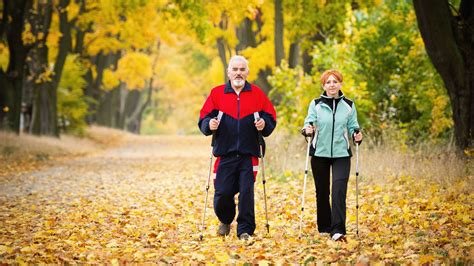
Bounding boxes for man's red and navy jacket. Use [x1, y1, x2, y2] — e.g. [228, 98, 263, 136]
[198, 81, 277, 157]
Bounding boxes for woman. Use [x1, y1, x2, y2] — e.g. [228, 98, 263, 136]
[302, 69, 363, 242]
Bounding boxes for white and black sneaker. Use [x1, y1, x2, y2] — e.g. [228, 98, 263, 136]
[239, 233, 251, 241]
[319, 232, 330, 237]
[331, 233, 347, 242]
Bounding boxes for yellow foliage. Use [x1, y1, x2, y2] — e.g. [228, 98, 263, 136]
[22, 23, 35, 45]
[209, 58, 225, 85]
[86, 36, 123, 56]
[116, 52, 152, 89]
[241, 40, 274, 81]
[35, 69, 54, 84]
[67, 1, 81, 22]
[0, 43, 8, 70]
[102, 68, 120, 91]
[429, 93, 453, 137]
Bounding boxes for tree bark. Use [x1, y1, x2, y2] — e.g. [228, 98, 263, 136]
[27, 0, 58, 136]
[216, 13, 229, 82]
[274, 0, 284, 66]
[29, 0, 71, 137]
[413, 0, 473, 150]
[236, 18, 257, 52]
[288, 41, 300, 68]
[0, 0, 32, 133]
[85, 51, 119, 124]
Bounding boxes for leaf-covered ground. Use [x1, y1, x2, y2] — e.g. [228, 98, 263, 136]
[0, 136, 472, 264]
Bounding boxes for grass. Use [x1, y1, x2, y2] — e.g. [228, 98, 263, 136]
[265, 129, 473, 187]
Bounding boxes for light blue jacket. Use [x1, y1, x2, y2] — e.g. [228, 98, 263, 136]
[303, 91, 360, 158]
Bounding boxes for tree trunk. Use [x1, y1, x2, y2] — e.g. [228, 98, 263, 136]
[413, 0, 473, 150]
[96, 88, 116, 127]
[73, 0, 86, 54]
[255, 67, 272, 94]
[52, 0, 72, 90]
[288, 41, 300, 68]
[29, 0, 71, 137]
[123, 89, 140, 132]
[274, 0, 284, 66]
[216, 13, 229, 82]
[27, 0, 58, 136]
[0, 0, 32, 133]
[236, 18, 257, 52]
[86, 51, 121, 124]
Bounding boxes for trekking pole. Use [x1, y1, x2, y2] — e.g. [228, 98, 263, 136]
[199, 132, 215, 241]
[354, 128, 360, 237]
[199, 112, 222, 241]
[299, 122, 313, 238]
[258, 129, 270, 234]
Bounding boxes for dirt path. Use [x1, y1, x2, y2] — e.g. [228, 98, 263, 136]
[0, 136, 209, 199]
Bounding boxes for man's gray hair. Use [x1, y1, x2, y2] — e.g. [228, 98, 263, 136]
[227, 55, 249, 71]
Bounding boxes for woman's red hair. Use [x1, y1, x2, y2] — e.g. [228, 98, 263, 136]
[320, 70, 343, 86]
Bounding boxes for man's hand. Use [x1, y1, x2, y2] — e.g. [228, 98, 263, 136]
[209, 118, 219, 131]
[255, 118, 265, 131]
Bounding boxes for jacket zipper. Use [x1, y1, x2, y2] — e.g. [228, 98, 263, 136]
[331, 98, 335, 157]
[237, 94, 240, 150]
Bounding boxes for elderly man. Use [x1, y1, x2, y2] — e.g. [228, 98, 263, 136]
[198, 55, 277, 240]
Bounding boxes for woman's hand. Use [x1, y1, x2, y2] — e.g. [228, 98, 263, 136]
[305, 125, 314, 135]
[354, 131, 362, 142]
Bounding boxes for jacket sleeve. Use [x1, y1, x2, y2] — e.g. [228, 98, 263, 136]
[347, 102, 360, 137]
[303, 100, 317, 128]
[198, 92, 218, 136]
[260, 92, 277, 137]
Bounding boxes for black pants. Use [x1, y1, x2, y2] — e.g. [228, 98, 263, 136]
[311, 156, 351, 236]
[214, 154, 255, 236]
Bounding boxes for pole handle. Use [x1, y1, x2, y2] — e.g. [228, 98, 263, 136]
[353, 128, 362, 145]
[211, 114, 221, 147]
[256, 118, 264, 145]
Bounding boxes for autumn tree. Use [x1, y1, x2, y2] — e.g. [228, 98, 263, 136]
[0, 0, 32, 134]
[413, 0, 473, 151]
[26, 0, 74, 136]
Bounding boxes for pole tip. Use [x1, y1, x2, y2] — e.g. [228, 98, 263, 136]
[199, 235, 203, 241]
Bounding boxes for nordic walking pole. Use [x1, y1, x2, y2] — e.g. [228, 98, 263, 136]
[354, 128, 361, 237]
[199, 131, 215, 241]
[258, 128, 270, 234]
[299, 122, 313, 238]
[199, 112, 222, 241]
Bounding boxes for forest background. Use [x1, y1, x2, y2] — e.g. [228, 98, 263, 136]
[0, 0, 473, 264]
[0, 0, 472, 151]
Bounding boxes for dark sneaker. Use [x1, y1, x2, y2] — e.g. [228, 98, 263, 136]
[217, 223, 230, 236]
[239, 233, 250, 240]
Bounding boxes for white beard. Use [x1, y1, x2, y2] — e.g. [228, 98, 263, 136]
[232, 80, 245, 87]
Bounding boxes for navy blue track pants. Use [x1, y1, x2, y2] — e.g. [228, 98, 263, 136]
[213, 154, 255, 236]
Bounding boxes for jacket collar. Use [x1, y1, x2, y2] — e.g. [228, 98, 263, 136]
[321, 90, 344, 99]
[320, 90, 344, 110]
[224, 81, 252, 94]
